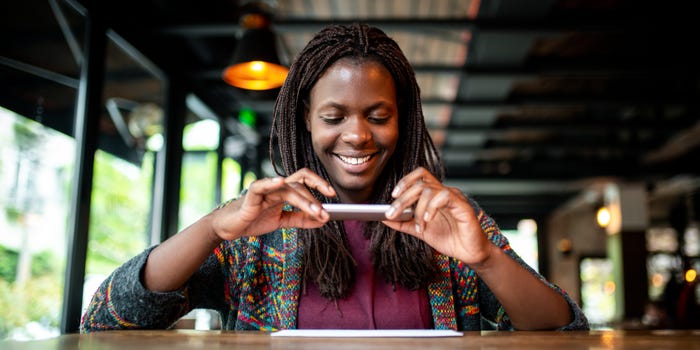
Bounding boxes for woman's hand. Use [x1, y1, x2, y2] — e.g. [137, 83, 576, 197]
[210, 168, 336, 241]
[384, 167, 573, 330]
[383, 167, 496, 266]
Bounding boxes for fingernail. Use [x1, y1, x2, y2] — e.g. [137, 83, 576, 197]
[424, 212, 430, 222]
[415, 223, 421, 233]
[310, 203, 320, 213]
[391, 185, 400, 197]
[386, 205, 396, 218]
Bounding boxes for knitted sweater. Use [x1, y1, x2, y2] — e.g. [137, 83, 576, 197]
[80, 205, 589, 332]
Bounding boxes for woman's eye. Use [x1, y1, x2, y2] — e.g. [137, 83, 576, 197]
[369, 115, 390, 124]
[320, 115, 343, 124]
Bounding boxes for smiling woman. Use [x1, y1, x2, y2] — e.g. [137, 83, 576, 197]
[80, 23, 589, 333]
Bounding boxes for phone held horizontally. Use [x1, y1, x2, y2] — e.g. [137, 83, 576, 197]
[322, 203, 414, 221]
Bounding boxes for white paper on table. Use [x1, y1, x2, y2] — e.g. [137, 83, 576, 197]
[270, 329, 463, 338]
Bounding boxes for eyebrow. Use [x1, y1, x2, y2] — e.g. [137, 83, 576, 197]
[318, 100, 394, 114]
[319, 102, 347, 111]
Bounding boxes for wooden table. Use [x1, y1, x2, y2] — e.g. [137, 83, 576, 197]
[3, 329, 700, 350]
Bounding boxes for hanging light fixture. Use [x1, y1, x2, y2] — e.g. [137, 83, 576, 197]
[222, 6, 288, 91]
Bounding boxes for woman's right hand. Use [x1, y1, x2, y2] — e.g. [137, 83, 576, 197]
[210, 168, 336, 241]
[144, 168, 335, 292]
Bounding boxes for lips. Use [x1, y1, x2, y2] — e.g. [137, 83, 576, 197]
[336, 154, 373, 165]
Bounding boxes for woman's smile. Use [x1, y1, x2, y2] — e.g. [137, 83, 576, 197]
[335, 154, 373, 166]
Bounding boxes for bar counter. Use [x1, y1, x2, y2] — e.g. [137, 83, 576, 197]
[3, 329, 700, 350]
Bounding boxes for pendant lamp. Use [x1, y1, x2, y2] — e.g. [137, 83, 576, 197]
[222, 10, 288, 91]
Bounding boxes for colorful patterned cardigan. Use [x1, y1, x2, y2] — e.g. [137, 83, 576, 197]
[80, 202, 589, 332]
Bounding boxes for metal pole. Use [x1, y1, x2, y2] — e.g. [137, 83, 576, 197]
[61, 9, 106, 334]
[150, 77, 185, 245]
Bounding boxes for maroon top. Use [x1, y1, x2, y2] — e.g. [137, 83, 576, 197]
[297, 220, 433, 329]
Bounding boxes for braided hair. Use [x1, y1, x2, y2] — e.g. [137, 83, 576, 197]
[270, 23, 444, 300]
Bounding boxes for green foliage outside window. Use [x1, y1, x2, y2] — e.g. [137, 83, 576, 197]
[0, 111, 233, 339]
[85, 151, 153, 275]
[0, 247, 63, 338]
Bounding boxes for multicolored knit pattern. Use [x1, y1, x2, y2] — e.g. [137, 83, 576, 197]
[80, 245, 192, 333]
[80, 202, 589, 332]
[205, 203, 527, 331]
[80, 274, 138, 330]
[215, 234, 286, 330]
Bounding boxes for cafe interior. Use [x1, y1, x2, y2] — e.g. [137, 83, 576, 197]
[1, 0, 699, 341]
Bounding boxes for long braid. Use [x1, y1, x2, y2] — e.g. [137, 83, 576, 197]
[270, 24, 444, 299]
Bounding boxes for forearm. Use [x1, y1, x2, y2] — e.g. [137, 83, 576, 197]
[81, 247, 191, 332]
[470, 245, 572, 330]
[143, 213, 224, 292]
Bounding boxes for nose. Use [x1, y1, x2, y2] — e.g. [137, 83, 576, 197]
[340, 116, 371, 145]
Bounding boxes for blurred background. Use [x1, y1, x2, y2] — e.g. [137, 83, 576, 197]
[1, 0, 698, 339]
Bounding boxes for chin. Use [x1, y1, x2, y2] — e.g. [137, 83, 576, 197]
[339, 181, 372, 192]
[335, 179, 375, 195]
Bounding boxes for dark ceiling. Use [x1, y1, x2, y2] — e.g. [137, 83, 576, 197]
[2, 0, 699, 229]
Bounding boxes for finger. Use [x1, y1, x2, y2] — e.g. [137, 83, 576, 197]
[285, 168, 336, 198]
[279, 210, 329, 229]
[245, 177, 285, 205]
[245, 176, 327, 221]
[391, 178, 438, 209]
[423, 188, 451, 222]
[413, 187, 433, 234]
[272, 186, 329, 221]
[247, 176, 317, 208]
[382, 219, 418, 237]
[387, 179, 429, 221]
[392, 167, 437, 198]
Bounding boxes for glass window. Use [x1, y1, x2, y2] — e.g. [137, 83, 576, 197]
[176, 119, 223, 330]
[647, 253, 683, 302]
[501, 219, 539, 272]
[646, 226, 679, 253]
[0, 108, 73, 340]
[580, 257, 616, 328]
[82, 150, 154, 302]
[221, 157, 243, 201]
[683, 223, 699, 257]
[180, 150, 218, 229]
[179, 119, 220, 230]
[1, 0, 85, 337]
[82, 32, 165, 320]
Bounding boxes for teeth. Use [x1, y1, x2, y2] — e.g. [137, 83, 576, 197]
[337, 154, 371, 165]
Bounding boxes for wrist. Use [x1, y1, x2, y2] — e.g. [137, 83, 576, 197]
[465, 243, 501, 273]
[202, 212, 225, 247]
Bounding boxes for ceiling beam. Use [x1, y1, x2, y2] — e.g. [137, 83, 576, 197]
[158, 17, 649, 37]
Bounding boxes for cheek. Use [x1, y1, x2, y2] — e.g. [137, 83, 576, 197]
[310, 124, 338, 152]
[381, 123, 400, 153]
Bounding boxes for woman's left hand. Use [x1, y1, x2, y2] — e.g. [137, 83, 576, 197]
[383, 167, 495, 266]
[385, 168, 574, 330]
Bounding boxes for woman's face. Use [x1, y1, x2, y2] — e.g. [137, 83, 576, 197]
[305, 58, 399, 203]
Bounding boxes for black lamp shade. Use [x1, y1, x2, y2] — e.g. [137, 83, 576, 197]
[222, 28, 288, 90]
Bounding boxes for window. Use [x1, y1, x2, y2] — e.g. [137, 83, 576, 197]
[579, 257, 616, 327]
[501, 219, 539, 272]
[179, 119, 220, 229]
[0, 108, 73, 340]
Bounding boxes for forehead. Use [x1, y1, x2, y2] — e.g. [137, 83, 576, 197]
[324, 56, 391, 79]
[311, 58, 395, 94]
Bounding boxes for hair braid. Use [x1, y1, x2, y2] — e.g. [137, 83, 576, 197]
[270, 23, 444, 300]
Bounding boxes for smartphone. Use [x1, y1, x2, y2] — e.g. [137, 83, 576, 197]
[322, 203, 414, 221]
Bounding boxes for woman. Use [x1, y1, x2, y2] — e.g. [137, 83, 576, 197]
[81, 23, 588, 332]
